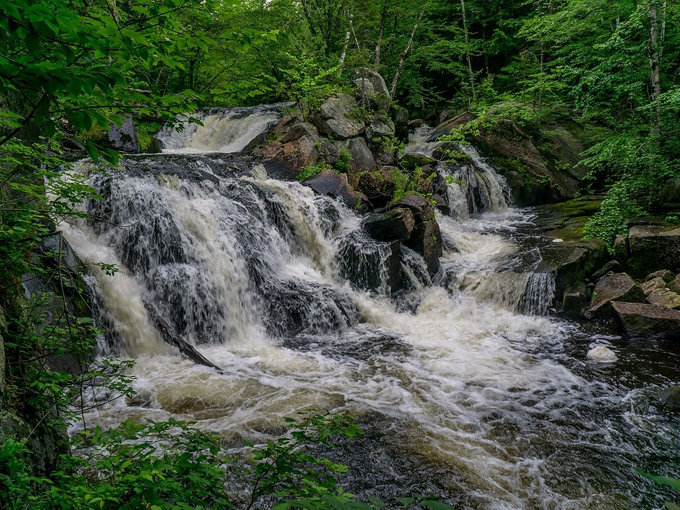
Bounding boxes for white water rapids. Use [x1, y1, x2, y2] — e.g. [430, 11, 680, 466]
[59, 110, 680, 509]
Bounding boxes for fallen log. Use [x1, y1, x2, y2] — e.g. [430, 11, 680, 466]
[143, 300, 223, 372]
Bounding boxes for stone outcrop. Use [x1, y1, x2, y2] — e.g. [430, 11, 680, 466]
[312, 94, 365, 140]
[611, 301, 680, 341]
[337, 137, 375, 174]
[622, 225, 680, 278]
[362, 208, 415, 242]
[354, 68, 391, 111]
[646, 288, 680, 309]
[584, 273, 644, 319]
[641, 277, 667, 296]
[254, 134, 319, 179]
[304, 170, 365, 210]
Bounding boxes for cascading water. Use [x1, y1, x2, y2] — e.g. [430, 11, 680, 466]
[60, 109, 680, 509]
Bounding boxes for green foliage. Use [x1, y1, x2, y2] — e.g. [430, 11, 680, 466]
[335, 148, 354, 173]
[583, 182, 645, 250]
[637, 470, 680, 510]
[297, 163, 326, 182]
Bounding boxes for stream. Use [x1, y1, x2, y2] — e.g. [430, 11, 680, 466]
[59, 107, 680, 509]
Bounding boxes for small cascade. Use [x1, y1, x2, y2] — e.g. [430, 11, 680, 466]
[157, 104, 287, 153]
[337, 231, 400, 295]
[439, 145, 510, 219]
[404, 125, 440, 157]
[519, 272, 556, 316]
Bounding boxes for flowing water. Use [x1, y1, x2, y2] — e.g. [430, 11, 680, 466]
[60, 110, 680, 509]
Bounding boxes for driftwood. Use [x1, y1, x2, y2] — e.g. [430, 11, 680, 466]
[143, 300, 222, 372]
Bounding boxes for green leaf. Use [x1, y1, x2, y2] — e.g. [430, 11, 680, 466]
[636, 470, 680, 492]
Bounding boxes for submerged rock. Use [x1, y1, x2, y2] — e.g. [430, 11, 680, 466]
[587, 346, 618, 363]
[611, 301, 680, 341]
[584, 273, 644, 319]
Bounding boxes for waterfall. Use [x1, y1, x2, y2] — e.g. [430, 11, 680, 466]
[156, 104, 288, 153]
[57, 107, 679, 509]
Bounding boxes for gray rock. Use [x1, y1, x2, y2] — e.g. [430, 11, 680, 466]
[339, 137, 375, 174]
[641, 277, 667, 296]
[584, 273, 645, 319]
[647, 288, 680, 309]
[363, 208, 415, 242]
[313, 94, 365, 140]
[354, 68, 391, 111]
[626, 225, 680, 278]
[394, 107, 409, 140]
[282, 122, 319, 143]
[646, 269, 676, 283]
[669, 274, 680, 294]
[254, 135, 319, 180]
[305, 170, 363, 209]
[108, 115, 140, 152]
[367, 113, 396, 140]
[591, 260, 622, 281]
[563, 290, 587, 319]
[611, 301, 680, 341]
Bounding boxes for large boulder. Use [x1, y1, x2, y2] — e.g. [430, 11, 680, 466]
[108, 115, 140, 152]
[313, 94, 365, 140]
[611, 301, 680, 341]
[584, 273, 644, 319]
[393, 107, 409, 140]
[367, 113, 396, 141]
[641, 277, 667, 296]
[646, 288, 680, 309]
[304, 170, 365, 210]
[254, 134, 319, 180]
[354, 68, 391, 111]
[625, 225, 680, 278]
[363, 207, 415, 242]
[396, 195, 443, 275]
[356, 166, 401, 208]
[337, 137, 375, 174]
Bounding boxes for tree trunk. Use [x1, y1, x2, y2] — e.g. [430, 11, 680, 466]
[338, 29, 351, 76]
[648, 0, 662, 136]
[390, 8, 425, 97]
[375, 0, 389, 66]
[460, 0, 476, 103]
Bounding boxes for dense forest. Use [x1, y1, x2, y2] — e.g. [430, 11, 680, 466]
[2, 0, 680, 508]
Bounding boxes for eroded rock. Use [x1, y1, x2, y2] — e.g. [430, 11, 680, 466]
[611, 301, 680, 341]
[584, 273, 644, 319]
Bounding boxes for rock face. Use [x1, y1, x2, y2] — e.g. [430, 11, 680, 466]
[354, 68, 391, 111]
[646, 269, 675, 282]
[366, 113, 395, 140]
[611, 301, 680, 341]
[584, 273, 644, 319]
[362, 208, 415, 242]
[254, 134, 319, 179]
[591, 260, 622, 281]
[641, 277, 667, 296]
[338, 137, 375, 174]
[313, 94, 365, 140]
[304, 170, 364, 210]
[624, 225, 680, 278]
[108, 115, 140, 152]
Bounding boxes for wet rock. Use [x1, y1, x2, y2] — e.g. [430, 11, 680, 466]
[430, 112, 477, 140]
[305, 170, 364, 209]
[254, 135, 319, 180]
[339, 234, 401, 294]
[587, 346, 617, 363]
[108, 115, 140, 152]
[584, 273, 644, 320]
[318, 139, 340, 165]
[401, 153, 437, 171]
[646, 269, 675, 283]
[669, 274, 680, 294]
[408, 119, 424, 130]
[591, 260, 622, 281]
[313, 94, 365, 140]
[626, 225, 680, 278]
[611, 301, 680, 341]
[394, 107, 409, 140]
[406, 218, 442, 275]
[354, 68, 391, 111]
[363, 208, 415, 242]
[357, 166, 400, 209]
[657, 386, 680, 411]
[641, 277, 667, 296]
[646, 288, 680, 310]
[562, 290, 587, 319]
